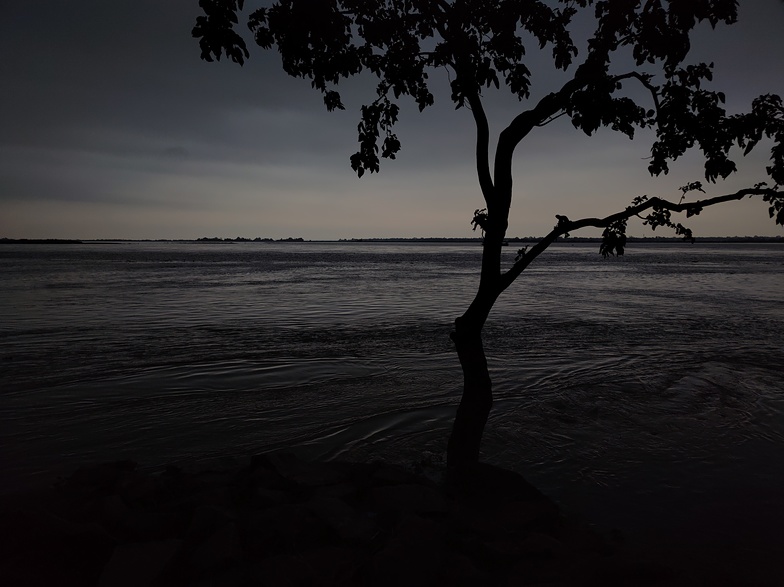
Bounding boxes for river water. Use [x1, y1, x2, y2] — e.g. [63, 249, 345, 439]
[1, 240, 782, 545]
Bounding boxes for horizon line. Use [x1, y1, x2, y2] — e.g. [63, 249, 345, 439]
[3, 235, 783, 244]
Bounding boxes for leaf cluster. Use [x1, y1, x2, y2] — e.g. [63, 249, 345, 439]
[193, 0, 251, 64]
[471, 208, 489, 235]
[599, 218, 627, 257]
[351, 96, 401, 176]
[763, 189, 784, 226]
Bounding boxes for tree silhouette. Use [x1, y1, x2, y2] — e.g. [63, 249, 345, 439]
[194, 0, 783, 473]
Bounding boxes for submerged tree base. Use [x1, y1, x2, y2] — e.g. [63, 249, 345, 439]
[3, 452, 760, 587]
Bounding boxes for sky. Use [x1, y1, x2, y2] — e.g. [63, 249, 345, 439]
[1, 1, 783, 240]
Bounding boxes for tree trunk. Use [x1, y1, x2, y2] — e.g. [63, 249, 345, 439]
[446, 179, 509, 472]
[446, 317, 493, 471]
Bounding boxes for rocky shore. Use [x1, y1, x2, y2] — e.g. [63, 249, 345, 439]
[0, 453, 749, 586]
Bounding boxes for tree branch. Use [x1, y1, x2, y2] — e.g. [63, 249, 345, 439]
[494, 74, 592, 195]
[467, 93, 494, 205]
[613, 71, 660, 113]
[499, 186, 777, 291]
[498, 81, 578, 153]
[535, 111, 568, 127]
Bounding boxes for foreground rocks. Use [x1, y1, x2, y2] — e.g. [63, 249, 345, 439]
[1, 454, 684, 586]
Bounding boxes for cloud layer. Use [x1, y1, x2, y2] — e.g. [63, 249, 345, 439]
[1, 1, 783, 239]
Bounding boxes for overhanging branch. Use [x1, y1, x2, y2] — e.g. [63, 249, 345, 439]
[499, 186, 777, 291]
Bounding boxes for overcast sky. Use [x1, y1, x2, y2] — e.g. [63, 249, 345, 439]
[1, 1, 783, 240]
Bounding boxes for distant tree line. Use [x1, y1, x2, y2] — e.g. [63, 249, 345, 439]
[197, 237, 305, 242]
[0, 238, 83, 244]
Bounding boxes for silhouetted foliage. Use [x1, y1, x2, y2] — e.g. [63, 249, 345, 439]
[471, 208, 489, 236]
[195, 1, 783, 469]
[600, 220, 628, 257]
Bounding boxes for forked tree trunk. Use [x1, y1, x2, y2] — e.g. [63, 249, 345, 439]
[445, 146, 511, 470]
[446, 316, 493, 470]
[445, 204, 507, 470]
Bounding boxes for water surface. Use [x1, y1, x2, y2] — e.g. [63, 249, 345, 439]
[1, 240, 782, 545]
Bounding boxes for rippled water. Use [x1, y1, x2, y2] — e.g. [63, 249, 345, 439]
[1, 241, 783, 543]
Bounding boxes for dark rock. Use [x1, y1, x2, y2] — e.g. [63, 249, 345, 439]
[185, 504, 235, 546]
[369, 483, 450, 515]
[59, 460, 138, 498]
[241, 456, 295, 492]
[189, 522, 243, 575]
[582, 556, 678, 587]
[371, 514, 450, 586]
[188, 469, 237, 493]
[299, 546, 362, 586]
[262, 452, 346, 487]
[486, 532, 565, 560]
[0, 507, 114, 587]
[448, 462, 549, 504]
[313, 481, 359, 501]
[482, 538, 531, 563]
[100, 494, 131, 531]
[502, 558, 571, 586]
[190, 566, 253, 587]
[372, 462, 419, 485]
[1, 454, 688, 587]
[184, 486, 233, 510]
[118, 471, 160, 505]
[248, 553, 317, 587]
[454, 499, 559, 538]
[518, 531, 565, 558]
[242, 503, 331, 556]
[552, 517, 613, 558]
[305, 496, 380, 543]
[97, 539, 181, 587]
[121, 509, 190, 541]
[249, 486, 289, 507]
[437, 551, 486, 587]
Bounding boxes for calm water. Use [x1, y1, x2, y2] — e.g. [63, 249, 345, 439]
[1, 241, 783, 542]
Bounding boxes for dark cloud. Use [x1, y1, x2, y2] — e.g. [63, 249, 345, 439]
[1, 1, 783, 238]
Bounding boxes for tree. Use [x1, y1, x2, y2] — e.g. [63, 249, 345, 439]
[193, 0, 783, 474]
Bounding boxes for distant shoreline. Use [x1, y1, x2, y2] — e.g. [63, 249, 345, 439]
[0, 238, 83, 244]
[2, 236, 782, 244]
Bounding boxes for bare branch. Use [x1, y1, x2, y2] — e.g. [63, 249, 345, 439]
[499, 186, 777, 291]
[613, 71, 660, 113]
